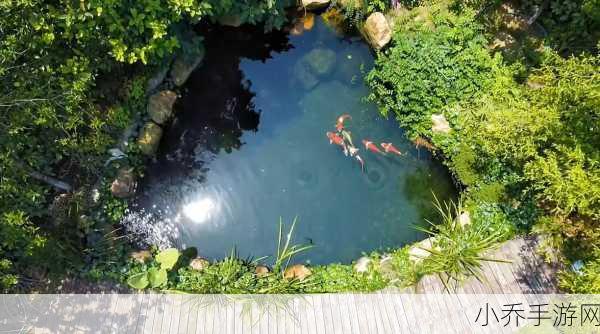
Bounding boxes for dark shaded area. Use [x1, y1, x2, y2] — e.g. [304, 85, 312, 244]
[148, 23, 293, 183]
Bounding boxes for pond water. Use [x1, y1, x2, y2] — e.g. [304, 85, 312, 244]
[125, 15, 457, 264]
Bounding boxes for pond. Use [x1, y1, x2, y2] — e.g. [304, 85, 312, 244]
[125, 14, 457, 265]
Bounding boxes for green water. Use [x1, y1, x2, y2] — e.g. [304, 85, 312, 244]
[131, 16, 457, 264]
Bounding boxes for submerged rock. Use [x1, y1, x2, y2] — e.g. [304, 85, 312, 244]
[305, 48, 336, 76]
[302, 0, 330, 10]
[293, 48, 336, 90]
[170, 47, 205, 87]
[189, 257, 210, 271]
[431, 113, 451, 134]
[137, 122, 163, 156]
[110, 167, 137, 198]
[364, 12, 392, 49]
[130, 250, 152, 264]
[284, 264, 312, 281]
[148, 90, 177, 125]
[354, 256, 372, 273]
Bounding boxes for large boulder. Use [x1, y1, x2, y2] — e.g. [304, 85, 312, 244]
[302, 0, 330, 10]
[170, 47, 205, 87]
[283, 264, 312, 281]
[110, 168, 136, 198]
[148, 90, 177, 125]
[431, 113, 451, 134]
[137, 122, 163, 156]
[364, 12, 392, 49]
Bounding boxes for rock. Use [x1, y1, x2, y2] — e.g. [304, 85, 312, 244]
[290, 20, 305, 36]
[305, 48, 336, 76]
[189, 257, 210, 271]
[130, 250, 152, 264]
[364, 12, 392, 49]
[110, 168, 136, 198]
[431, 114, 451, 134]
[303, 13, 315, 30]
[148, 90, 177, 125]
[146, 65, 170, 94]
[283, 264, 312, 281]
[170, 47, 205, 87]
[408, 237, 436, 263]
[378, 256, 395, 278]
[301, 0, 330, 10]
[218, 14, 242, 27]
[353, 256, 372, 273]
[137, 122, 163, 156]
[255, 265, 270, 277]
[458, 211, 471, 228]
[293, 48, 336, 90]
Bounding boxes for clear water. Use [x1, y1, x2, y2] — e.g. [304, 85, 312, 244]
[127, 16, 457, 264]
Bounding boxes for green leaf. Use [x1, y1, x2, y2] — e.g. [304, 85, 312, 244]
[148, 267, 168, 288]
[156, 248, 180, 270]
[127, 272, 149, 289]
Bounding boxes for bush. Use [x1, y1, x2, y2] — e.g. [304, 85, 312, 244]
[365, 7, 504, 136]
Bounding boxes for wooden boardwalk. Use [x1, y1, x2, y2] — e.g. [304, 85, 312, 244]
[408, 236, 560, 294]
[1, 237, 564, 333]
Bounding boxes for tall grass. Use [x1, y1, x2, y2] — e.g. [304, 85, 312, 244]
[418, 195, 510, 291]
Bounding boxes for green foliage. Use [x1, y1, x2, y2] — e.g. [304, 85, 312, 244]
[522, 0, 600, 54]
[155, 248, 180, 270]
[559, 247, 600, 293]
[306, 263, 387, 292]
[127, 272, 150, 289]
[365, 7, 504, 137]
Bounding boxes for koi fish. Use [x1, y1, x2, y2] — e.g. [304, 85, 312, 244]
[347, 146, 359, 157]
[362, 139, 385, 155]
[327, 131, 345, 147]
[335, 114, 352, 131]
[355, 155, 365, 172]
[340, 129, 354, 147]
[380, 142, 403, 156]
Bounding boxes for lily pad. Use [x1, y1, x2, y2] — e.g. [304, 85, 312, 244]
[156, 248, 180, 270]
[127, 272, 149, 290]
[148, 267, 168, 288]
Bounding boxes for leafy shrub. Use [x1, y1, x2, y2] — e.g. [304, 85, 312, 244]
[559, 247, 600, 293]
[365, 7, 503, 136]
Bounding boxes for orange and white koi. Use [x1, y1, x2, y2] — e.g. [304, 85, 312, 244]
[362, 139, 385, 155]
[335, 114, 352, 131]
[380, 142, 403, 156]
[327, 131, 345, 147]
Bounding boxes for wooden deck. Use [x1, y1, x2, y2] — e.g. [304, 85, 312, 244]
[407, 236, 560, 294]
[1, 237, 564, 333]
